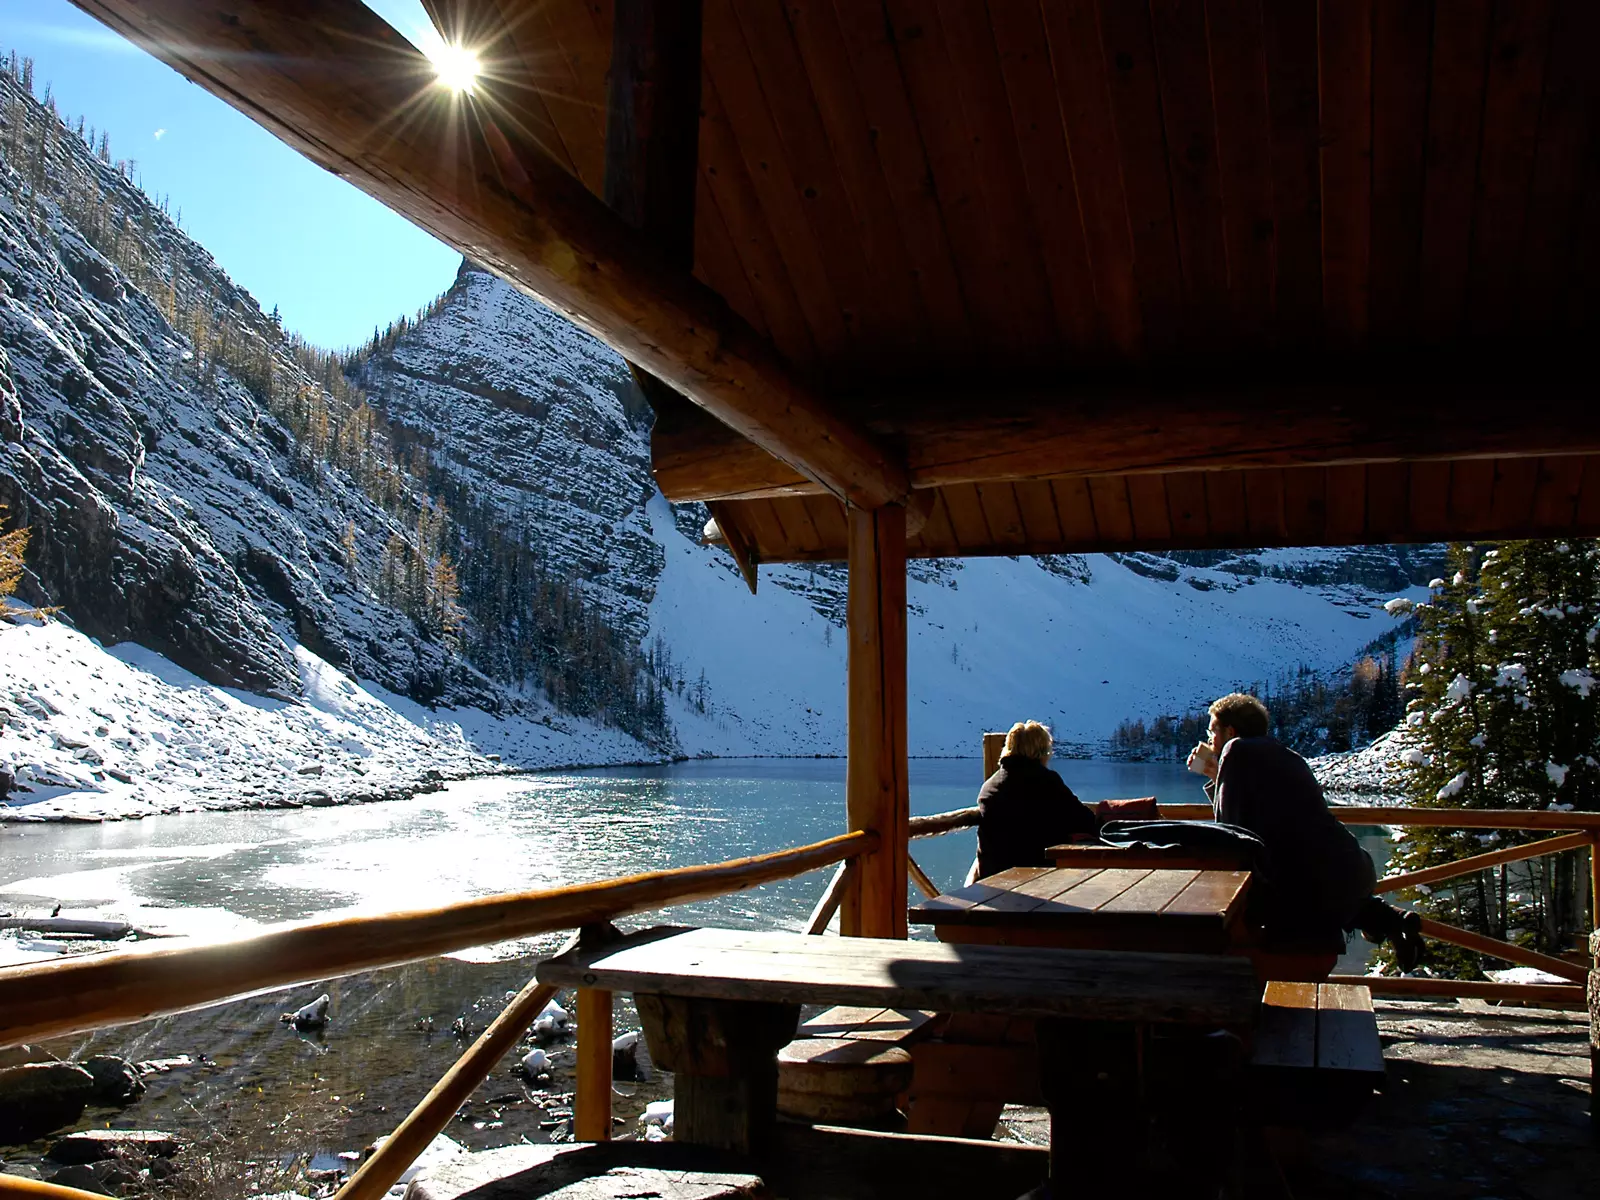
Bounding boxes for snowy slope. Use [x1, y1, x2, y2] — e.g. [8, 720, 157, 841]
[649, 495, 1426, 757]
[0, 612, 653, 822]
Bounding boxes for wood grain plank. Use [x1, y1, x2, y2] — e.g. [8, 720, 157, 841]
[1096, 869, 1202, 915]
[1418, 0, 1494, 342]
[1466, 0, 1557, 337]
[1051, 476, 1099, 544]
[1012, 480, 1065, 545]
[1364, 462, 1411, 541]
[1487, 457, 1541, 532]
[802, 494, 851, 550]
[704, 0, 858, 362]
[1323, 464, 1368, 542]
[1097, 0, 1187, 350]
[1203, 471, 1248, 541]
[1165, 472, 1209, 541]
[781, 0, 949, 354]
[511, 0, 610, 192]
[1048, 868, 1153, 913]
[729, 0, 915, 355]
[1004, 868, 1104, 902]
[1315, 983, 1384, 1075]
[942, 483, 994, 550]
[1041, 0, 1143, 354]
[1407, 460, 1452, 538]
[1150, 0, 1230, 336]
[880, 0, 1049, 355]
[734, 498, 794, 563]
[1243, 469, 1288, 543]
[1515, 0, 1600, 331]
[1204, 0, 1275, 339]
[775, 494, 826, 556]
[1281, 466, 1328, 544]
[1576, 458, 1600, 528]
[699, 78, 821, 367]
[1126, 474, 1173, 543]
[979, 0, 1101, 352]
[1252, 980, 1318, 1069]
[539, 928, 1261, 1026]
[931, 0, 1067, 355]
[1448, 459, 1497, 532]
[1368, 0, 1432, 344]
[1318, 0, 1373, 345]
[823, 0, 977, 356]
[1087, 475, 1136, 544]
[1162, 871, 1252, 919]
[1528, 456, 1587, 529]
[1260, 0, 1325, 345]
[914, 489, 960, 557]
[693, 173, 771, 339]
[975, 483, 1028, 548]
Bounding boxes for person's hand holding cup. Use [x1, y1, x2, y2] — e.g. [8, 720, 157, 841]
[1186, 741, 1219, 780]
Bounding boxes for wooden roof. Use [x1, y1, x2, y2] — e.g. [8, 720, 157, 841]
[75, 0, 1600, 565]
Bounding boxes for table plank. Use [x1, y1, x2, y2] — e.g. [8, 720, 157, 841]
[919, 868, 1053, 913]
[1161, 871, 1252, 919]
[1046, 868, 1153, 912]
[1097, 870, 1201, 915]
[538, 927, 1260, 1026]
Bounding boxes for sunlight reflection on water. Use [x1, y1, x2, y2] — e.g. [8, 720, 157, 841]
[1, 757, 1209, 950]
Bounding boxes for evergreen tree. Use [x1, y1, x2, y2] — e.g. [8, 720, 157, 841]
[1385, 541, 1600, 973]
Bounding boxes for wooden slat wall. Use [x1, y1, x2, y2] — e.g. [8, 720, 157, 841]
[454, 0, 1596, 384]
[717, 458, 1600, 563]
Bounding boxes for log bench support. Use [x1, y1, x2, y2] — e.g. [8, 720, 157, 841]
[635, 994, 800, 1154]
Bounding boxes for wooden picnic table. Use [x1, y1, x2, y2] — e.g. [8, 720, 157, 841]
[908, 864, 1254, 955]
[539, 925, 1259, 1194]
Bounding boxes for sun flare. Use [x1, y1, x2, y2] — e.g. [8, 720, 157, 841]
[424, 38, 481, 95]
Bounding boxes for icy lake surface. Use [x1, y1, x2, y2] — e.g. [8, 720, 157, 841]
[0, 757, 1204, 949]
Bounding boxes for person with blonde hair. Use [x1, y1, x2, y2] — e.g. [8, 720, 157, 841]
[974, 720, 1098, 879]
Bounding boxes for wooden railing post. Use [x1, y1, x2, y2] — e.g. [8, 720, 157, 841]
[843, 503, 908, 939]
[575, 987, 614, 1141]
[982, 731, 1005, 782]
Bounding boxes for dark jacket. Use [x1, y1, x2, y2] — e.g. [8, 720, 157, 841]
[1206, 736, 1376, 933]
[976, 755, 1099, 879]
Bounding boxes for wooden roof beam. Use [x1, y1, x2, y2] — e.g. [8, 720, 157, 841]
[69, 0, 908, 509]
[653, 378, 1600, 502]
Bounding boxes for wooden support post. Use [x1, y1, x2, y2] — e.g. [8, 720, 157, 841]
[634, 995, 799, 1154]
[574, 988, 614, 1142]
[1590, 834, 1599, 1140]
[982, 732, 1006, 782]
[843, 504, 908, 939]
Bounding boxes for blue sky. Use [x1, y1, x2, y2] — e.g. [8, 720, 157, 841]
[0, 1, 463, 350]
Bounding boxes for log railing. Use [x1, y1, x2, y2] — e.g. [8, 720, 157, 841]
[0, 830, 879, 1200]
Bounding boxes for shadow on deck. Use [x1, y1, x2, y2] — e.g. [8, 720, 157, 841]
[408, 999, 1593, 1200]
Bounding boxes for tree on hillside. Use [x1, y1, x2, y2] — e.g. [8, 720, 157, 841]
[0, 505, 53, 620]
[1384, 540, 1600, 973]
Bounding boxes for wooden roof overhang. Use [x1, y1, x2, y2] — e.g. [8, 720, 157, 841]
[73, 0, 1600, 570]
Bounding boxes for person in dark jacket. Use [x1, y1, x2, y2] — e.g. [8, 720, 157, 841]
[975, 721, 1099, 879]
[1187, 693, 1423, 966]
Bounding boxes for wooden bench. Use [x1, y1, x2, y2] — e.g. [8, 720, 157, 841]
[1249, 981, 1385, 1128]
[538, 924, 1260, 1180]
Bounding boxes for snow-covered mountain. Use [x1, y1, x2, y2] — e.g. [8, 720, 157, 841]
[0, 64, 1439, 817]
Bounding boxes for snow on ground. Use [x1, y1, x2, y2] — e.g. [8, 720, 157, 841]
[0, 614, 653, 822]
[652, 495, 1425, 758]
[1309, 728, 1413, 799]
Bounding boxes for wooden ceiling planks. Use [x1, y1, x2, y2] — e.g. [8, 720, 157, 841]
[726, 457, 1600, 564]
[1417, 0, 1494, 343]
[1466, 0, 1557, 339]
[1316, 0, 1373, 347]
[1367, 0, 1430, 345]
[1259, 0, 1324, 345]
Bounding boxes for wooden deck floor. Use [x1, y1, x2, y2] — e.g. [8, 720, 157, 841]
[407, 998, 1593, 1200]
